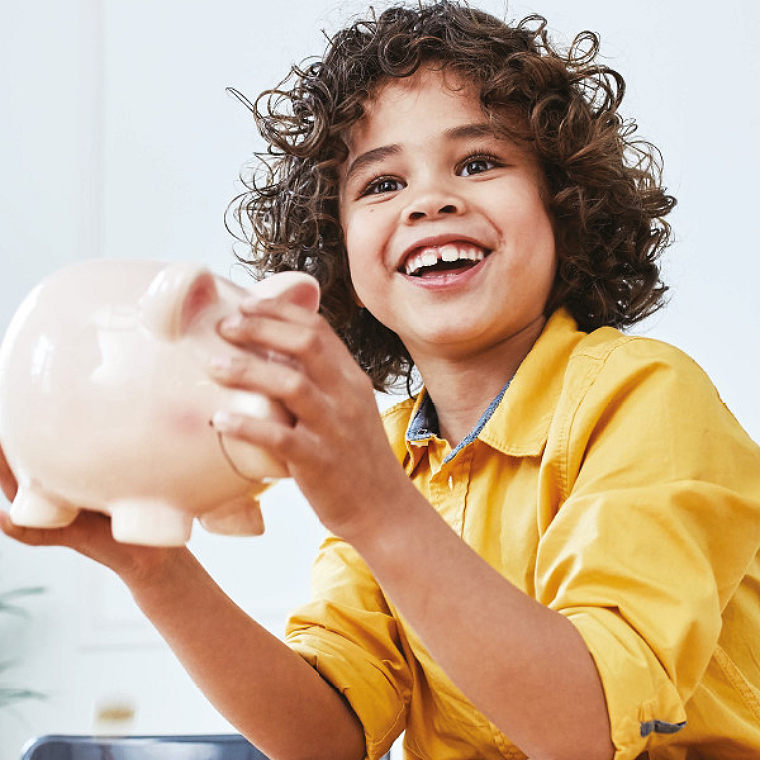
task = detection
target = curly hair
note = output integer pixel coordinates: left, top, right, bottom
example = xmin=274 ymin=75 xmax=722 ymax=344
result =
xmin=228 ymin=1 xmax=676 ymax=392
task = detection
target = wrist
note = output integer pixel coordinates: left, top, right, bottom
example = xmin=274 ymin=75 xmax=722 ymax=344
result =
xmin=116 ymin=544 xmax=193 ymax=594
xmin=342 ymin=477 xmax=437 ymax=562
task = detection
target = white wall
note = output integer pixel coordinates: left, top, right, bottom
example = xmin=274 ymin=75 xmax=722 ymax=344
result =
xmin=1 ymin=1 xmax=758 ymax=758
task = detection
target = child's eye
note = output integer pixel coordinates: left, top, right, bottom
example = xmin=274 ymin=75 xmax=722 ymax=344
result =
xmin=362 ymin=176 xmax=404 ymax=196
xmin=459 ymin=155 xmax=499 ymax=177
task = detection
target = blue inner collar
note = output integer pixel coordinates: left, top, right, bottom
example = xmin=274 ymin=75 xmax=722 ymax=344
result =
xmin=406 ymin=380 xmax=511 ymax=463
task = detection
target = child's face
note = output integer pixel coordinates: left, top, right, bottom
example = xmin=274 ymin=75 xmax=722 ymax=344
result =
xmin=338 ymin=66 xmax=557 ymax=365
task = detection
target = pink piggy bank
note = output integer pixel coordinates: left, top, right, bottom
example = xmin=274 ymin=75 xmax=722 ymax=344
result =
xmin=0 ymin=259 xmax=319 ymax=546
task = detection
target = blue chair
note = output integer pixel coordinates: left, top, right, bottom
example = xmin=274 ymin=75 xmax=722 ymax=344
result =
xmin=20 ymin=734 xmax=392 ymax=760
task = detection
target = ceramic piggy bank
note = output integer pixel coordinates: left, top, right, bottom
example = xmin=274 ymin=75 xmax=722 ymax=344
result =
xmin=0 ymin=259 xmax=319 ymax=546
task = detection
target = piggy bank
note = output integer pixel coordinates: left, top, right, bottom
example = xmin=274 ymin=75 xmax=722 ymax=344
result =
xmin=0 ymin=259 xmax=319 ymax=546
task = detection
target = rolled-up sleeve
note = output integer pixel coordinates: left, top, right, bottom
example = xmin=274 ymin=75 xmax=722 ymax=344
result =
xmin=286 ymin=535 xmax=411 ymax=760
xmin=534 ymin=337 xmax=760 ymax=759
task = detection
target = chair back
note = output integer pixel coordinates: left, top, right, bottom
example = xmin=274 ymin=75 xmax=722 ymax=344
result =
xmin=20 ymin=734 xmax=267 ymax=760
xmin=21 ymin=734 xmax=392 ymax=760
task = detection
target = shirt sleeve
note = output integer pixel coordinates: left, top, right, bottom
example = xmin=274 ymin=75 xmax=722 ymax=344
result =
xmin=534 ymin=337 xmax=760 ymax=760
xmin=285 ymin=534 xmax=411 ymax=760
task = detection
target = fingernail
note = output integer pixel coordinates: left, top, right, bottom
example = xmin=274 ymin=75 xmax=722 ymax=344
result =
xmin=211 ymin=410 xmax=237 ymax=433
xmin=241 ymin=296 xmax=276 ymax=313
xmin=209 ymin=356 xmax=230 ymax=372
xmin=220 ymin=315 xmax=242 ymax=332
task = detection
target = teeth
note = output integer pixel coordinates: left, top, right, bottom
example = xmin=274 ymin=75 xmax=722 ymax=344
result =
xmin=440 ymin=244 xmax=459 ymax=262
xmin=420 ymin=250 xmax=438 ymax=267
xmin=403 ymin=243 xmax=486 ymax=276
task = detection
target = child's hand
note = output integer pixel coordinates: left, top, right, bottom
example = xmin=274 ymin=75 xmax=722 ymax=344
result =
xmin=1 ymin=443 xmax=365 ymax=760
xmin=210 ymin=296 xmax=411 ymax=541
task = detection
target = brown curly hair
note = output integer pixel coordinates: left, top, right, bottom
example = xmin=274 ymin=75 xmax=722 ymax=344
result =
xmin=228 ymin=1 xmax=675 ymax=392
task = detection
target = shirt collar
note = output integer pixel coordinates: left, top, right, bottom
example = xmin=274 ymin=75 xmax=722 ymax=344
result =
xmin=407 ymin=379 xmax=511 ymax=464
xmin=479 ymin=307 xmax=585 ymax=457
xmin=381 ymin=307 xmax=587 ymax=470
xmin=406 ymin=392 xmax=439 ymax=443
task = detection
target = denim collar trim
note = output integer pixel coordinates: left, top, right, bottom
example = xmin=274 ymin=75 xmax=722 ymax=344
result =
xmin=405 ymin=379 xmax=511 ymax=463
xmin=406 ymin=392 xmax=439 ymax=442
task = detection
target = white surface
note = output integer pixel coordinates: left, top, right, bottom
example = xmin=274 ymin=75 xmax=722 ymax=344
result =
xmin=1 ymin=1 xmax=758 ymax=759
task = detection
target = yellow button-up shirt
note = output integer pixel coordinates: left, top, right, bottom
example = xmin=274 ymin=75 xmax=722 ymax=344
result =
xmin=286 ymin=308 xmax=760 ymax=760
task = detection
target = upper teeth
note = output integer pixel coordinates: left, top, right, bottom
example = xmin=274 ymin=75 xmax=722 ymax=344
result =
xmin=404 ymin=243 xmax=486 ymax=275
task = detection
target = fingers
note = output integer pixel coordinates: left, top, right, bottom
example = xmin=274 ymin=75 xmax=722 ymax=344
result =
xmin=209 ymin=350 xmax=326 ymax=425
xmin=218 ymin=298 xmax=355 ymax=388
xmin=212 ymin=297 xmax=374 ymax=425
xmin=1 ymin=507 xmax=125 ymax=561
xmin=0 ymin=508 xmax=72 ymax=547
xmin=0 ymin=508 xmax=179 ymax=583
xmin=209 ymin=293 xmax=388 ymax=525
xmin=211 ymin=412 xmax=313 ymax=469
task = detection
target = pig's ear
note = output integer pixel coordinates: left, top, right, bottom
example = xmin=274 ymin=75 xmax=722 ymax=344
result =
xmin=140 ymin=263 xmax=219 ymax=340
xmin=250 ymin=272 xmax=320 ymax=312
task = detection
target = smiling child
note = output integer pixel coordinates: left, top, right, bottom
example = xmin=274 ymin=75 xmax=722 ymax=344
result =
xmin=2 ymin=3 xmax=760 ymax=760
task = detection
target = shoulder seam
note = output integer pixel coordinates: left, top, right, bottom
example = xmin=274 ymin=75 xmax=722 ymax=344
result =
xmin=559 ymin=334 xmax=647 ymax=497
xmin=569 ymin=332 xmax=640 ymax=363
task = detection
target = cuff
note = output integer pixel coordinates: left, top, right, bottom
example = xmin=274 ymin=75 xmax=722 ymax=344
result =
xmin=563 ymin=607 xmax=688 ymax=760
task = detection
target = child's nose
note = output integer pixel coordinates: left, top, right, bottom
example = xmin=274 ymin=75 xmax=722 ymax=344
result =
xmin=402 ymin=186 xmax=464 ymax=223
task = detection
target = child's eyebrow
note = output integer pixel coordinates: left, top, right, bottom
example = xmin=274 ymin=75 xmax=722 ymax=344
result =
xmin=343 ymin=122 xmax=496 ymax=185
xmin=443 ymin=122 xmax=496 ymax=141
xmin=344 ymin=145 xmax=401 ymax=185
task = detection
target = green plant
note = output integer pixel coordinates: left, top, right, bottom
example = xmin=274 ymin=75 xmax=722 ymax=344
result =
xmin=0 ymin=586 xmax=46 ymax=707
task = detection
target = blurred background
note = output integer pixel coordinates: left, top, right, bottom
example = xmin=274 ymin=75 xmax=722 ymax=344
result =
xmin=1 ymin=1 xmax=758 ymax=758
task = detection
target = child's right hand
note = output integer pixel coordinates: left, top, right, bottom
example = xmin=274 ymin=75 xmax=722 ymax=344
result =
xmin=0 ymin=441 xmax=185 ymax=586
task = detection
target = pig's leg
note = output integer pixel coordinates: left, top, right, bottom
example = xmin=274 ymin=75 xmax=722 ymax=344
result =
xmin=109 ymin=499 xmax=193 ymax=546
xmin=199 ymin=496 xmax=265 ymax=536
xmin=10 ymin=485 xmax=79 ymax=528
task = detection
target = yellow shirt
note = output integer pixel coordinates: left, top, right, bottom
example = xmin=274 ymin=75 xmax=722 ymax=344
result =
xmin=286 ymin=308 xmax=760 ymax=760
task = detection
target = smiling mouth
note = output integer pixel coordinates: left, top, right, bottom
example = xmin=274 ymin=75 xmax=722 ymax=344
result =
xmin=401 ymin=242 xmax=489 ymax=277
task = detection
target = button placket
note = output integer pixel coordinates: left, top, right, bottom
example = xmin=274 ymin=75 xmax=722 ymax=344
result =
xmin=432 ymin=447 xmax=474 ymax=537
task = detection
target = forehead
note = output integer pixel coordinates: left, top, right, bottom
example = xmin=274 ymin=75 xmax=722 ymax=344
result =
xmin=344 ymin=67 xmax=485 ymax=155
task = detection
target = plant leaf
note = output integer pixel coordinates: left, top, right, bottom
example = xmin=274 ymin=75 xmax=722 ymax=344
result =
xmin=0 ymin=686 xmax=46 ymax=706
xmin=0 ymin=586 xmax=45 ymax=616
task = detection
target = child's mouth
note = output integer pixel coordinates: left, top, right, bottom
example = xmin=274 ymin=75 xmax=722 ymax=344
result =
xmin=401 ymin=242 xmax=489 ymax=277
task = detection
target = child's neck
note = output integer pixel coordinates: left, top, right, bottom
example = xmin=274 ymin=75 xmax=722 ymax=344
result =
xmin=416 ymin=317 xmax=546 ymax=447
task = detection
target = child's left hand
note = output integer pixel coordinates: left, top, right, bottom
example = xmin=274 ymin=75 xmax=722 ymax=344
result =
xmin=209 ymin=294 xmax=411 ymax=540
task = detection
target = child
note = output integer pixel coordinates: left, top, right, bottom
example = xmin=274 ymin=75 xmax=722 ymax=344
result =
xmin=2 ymin=2 xmax=759 ymax=759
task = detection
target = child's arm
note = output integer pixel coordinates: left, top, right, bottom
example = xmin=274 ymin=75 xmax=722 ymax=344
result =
xmin=211 ymin=297 xmax=615 ymax=760
xmin=0 ymin=454 xmax=365 ymax=760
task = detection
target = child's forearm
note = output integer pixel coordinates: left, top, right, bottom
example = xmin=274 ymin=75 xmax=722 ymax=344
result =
xmin=347 ymin=489 xmax=614 ymax=760
xmin=123 ymin=549 xmax=365 ymax=760
xmin=0 ymin=494 xmax=364 ymax=760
